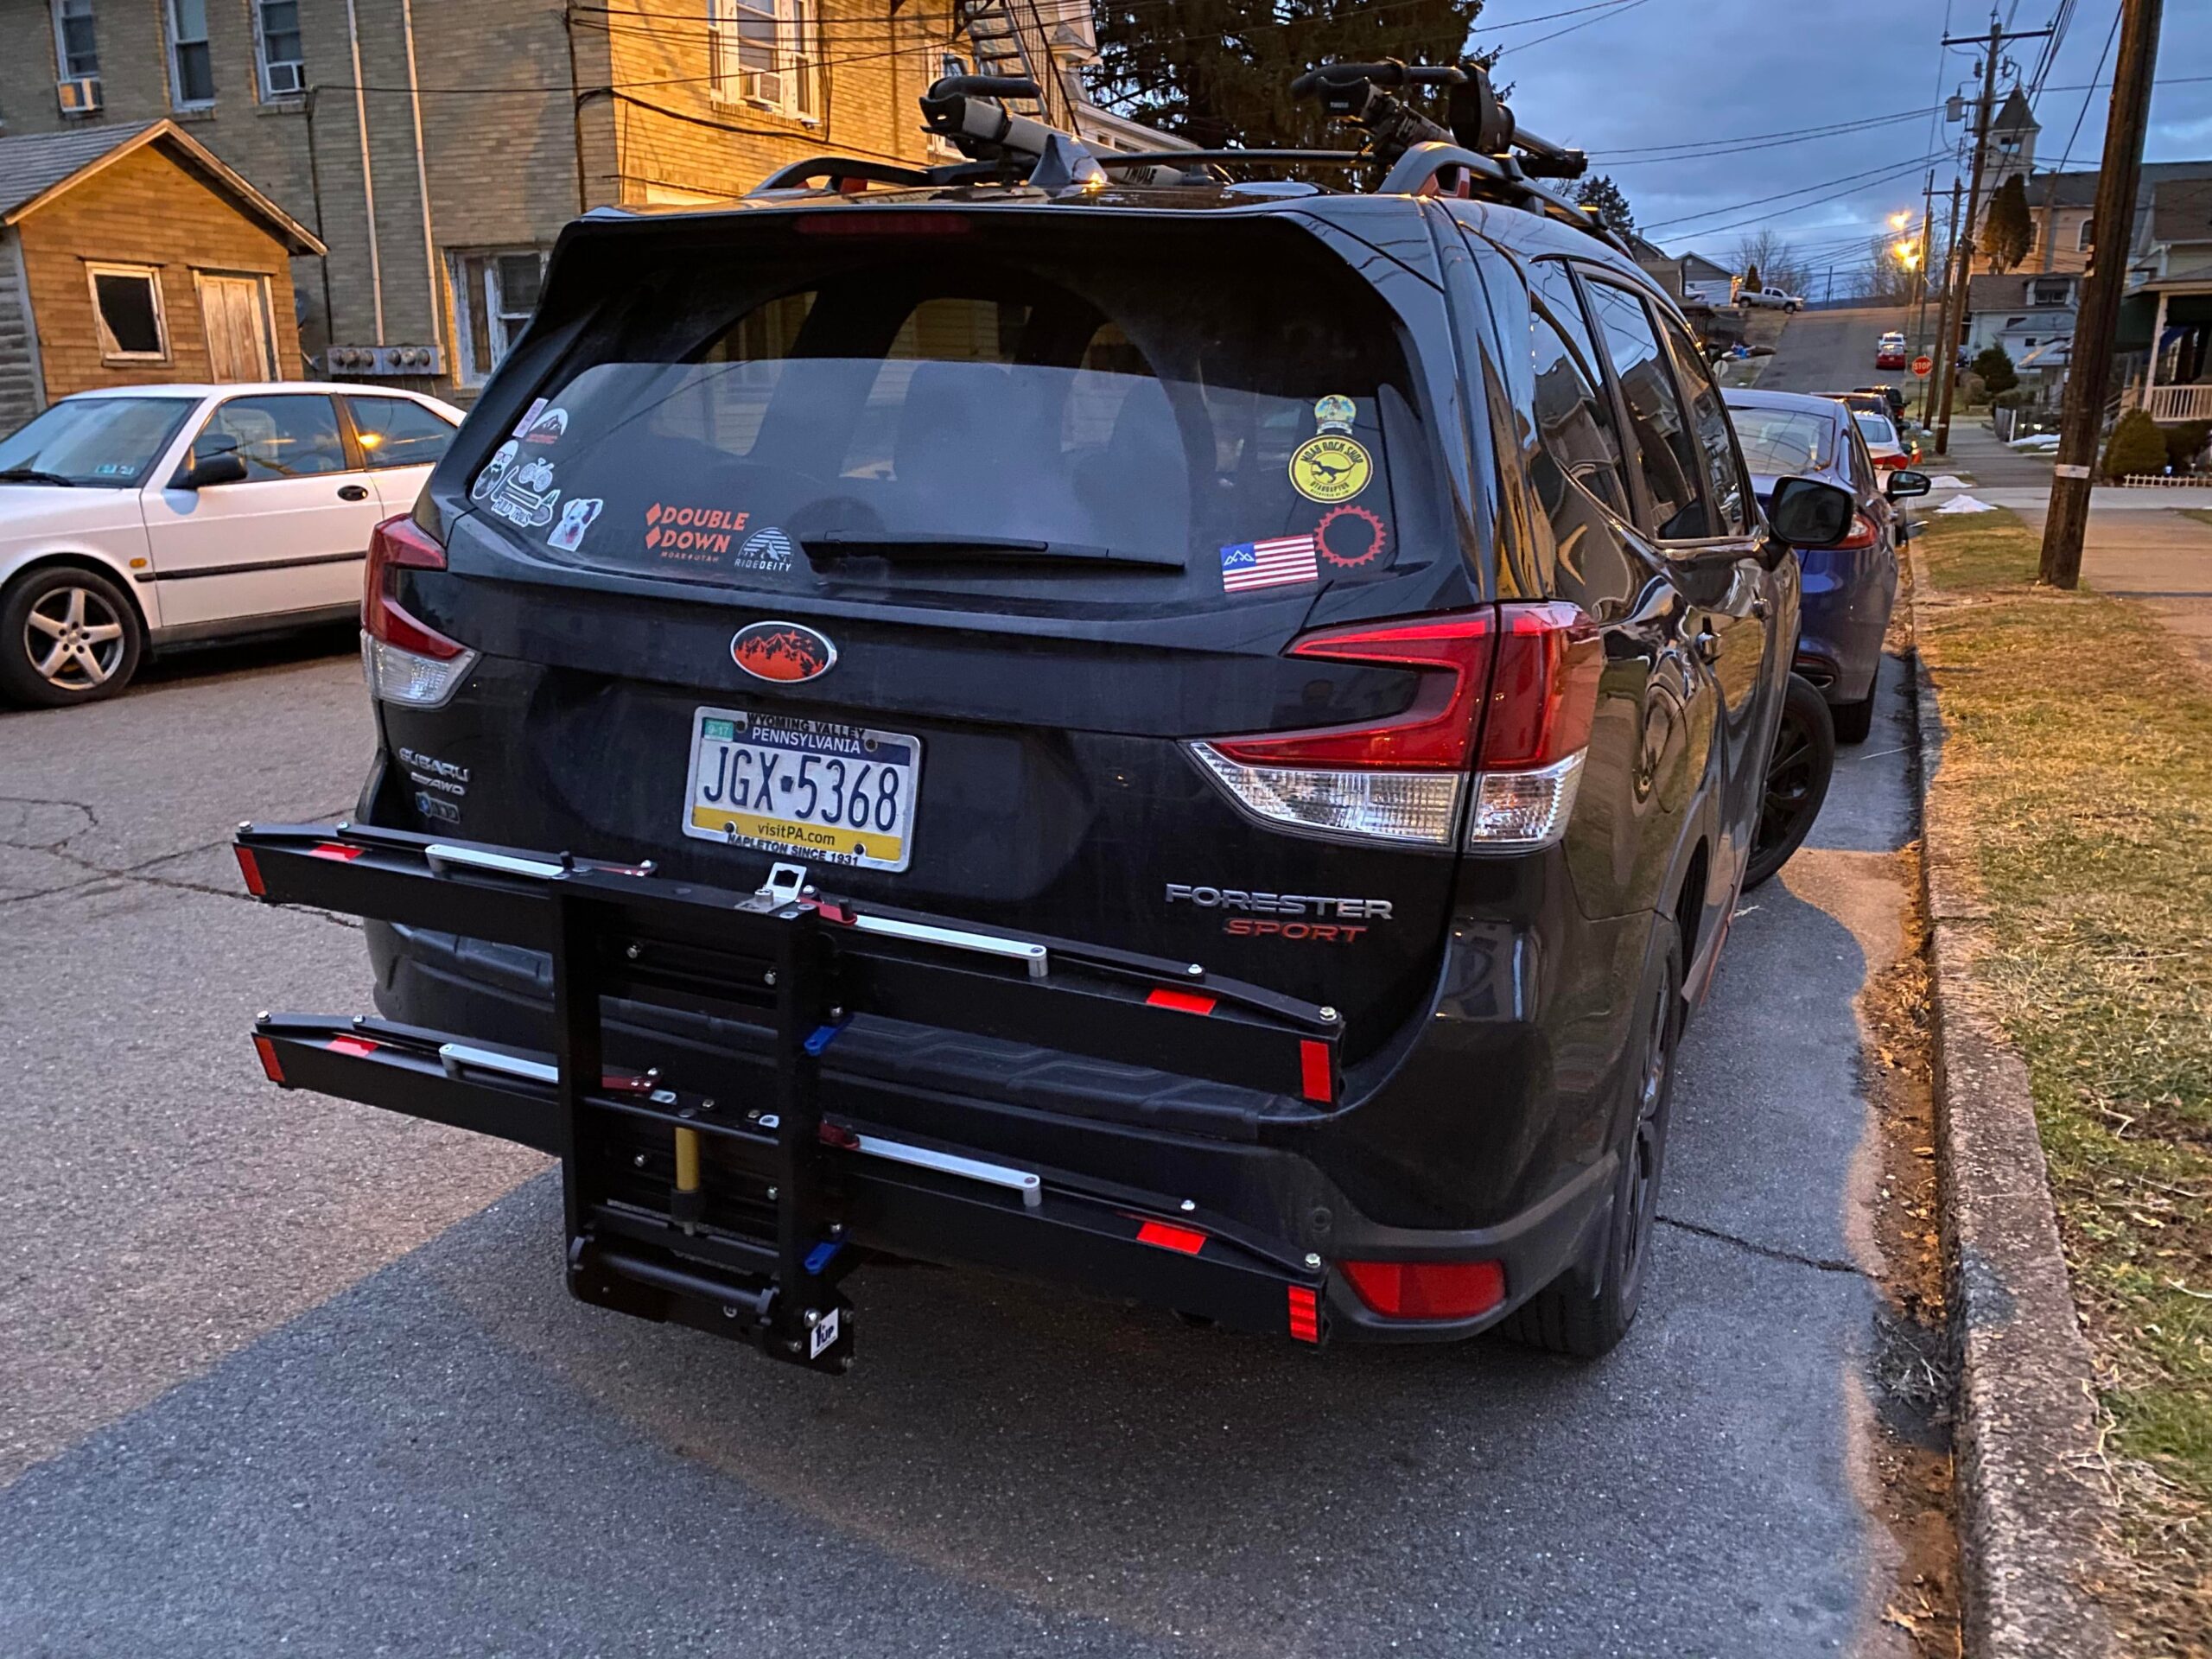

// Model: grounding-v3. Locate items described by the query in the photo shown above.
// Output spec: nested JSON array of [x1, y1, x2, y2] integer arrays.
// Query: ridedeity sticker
[[644, 501, 751, 566], [472, 440, 562, 530], [1288, 435, 1371, 503], [547, 496, 603, 552], [732, 525, 795, 574], [1219, 533, 1319, 594], [518, 406, 569, 444], [1314, 503, 1388, 569], [1313, 394, 1357, 434]]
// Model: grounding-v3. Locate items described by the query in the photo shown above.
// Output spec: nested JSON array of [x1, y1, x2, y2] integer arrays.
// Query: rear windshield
[[1728, 405, 1835, 474], [1853, 410, 1898, 448], [472, 219, 1446, 606]]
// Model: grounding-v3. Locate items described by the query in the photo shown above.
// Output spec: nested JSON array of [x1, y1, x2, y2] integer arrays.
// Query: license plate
[[683, 708, 920, 873]]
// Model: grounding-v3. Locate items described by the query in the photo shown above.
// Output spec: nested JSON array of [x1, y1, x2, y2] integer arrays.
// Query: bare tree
[[1861, 235, 1924, 304], [1733, 230, 1808, 296]]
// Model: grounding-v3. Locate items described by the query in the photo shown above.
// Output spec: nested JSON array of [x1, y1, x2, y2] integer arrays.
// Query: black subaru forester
[[238, 79, 1855, 1371]]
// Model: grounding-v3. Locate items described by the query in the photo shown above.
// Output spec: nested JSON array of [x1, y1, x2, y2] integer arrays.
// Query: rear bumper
[[370, 918, 1616, 1344]]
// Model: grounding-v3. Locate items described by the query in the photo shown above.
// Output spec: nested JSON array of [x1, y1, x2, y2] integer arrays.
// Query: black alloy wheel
[[1744, 672, 1835, 891]]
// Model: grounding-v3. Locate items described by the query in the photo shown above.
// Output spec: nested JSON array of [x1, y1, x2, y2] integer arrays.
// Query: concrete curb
[[1904, 545, 2120, 1659]]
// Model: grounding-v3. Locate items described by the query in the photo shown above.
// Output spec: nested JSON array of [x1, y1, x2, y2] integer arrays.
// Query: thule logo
[[1164, 884, 1393, 921]]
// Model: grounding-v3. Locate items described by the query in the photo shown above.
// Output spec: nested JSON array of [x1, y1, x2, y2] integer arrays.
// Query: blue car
[[1722, 388, 1928, 742]]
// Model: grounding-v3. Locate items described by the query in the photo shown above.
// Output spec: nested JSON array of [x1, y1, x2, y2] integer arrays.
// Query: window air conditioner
[[57, 77, 102, 115]]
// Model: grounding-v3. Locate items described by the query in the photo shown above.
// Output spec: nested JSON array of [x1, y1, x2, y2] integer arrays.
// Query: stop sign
[[1911, 354, 1934, 377]]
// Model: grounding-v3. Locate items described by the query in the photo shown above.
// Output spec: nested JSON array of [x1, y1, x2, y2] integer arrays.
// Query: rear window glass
[[1853, 410, 1898, 448], [1729, 406, 1835, 474], [470, 224, 1445, 606]]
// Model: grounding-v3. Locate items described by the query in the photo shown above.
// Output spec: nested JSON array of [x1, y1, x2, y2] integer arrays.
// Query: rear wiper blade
[[0, 468, 77, 486], [800, 532, 1184, 571]]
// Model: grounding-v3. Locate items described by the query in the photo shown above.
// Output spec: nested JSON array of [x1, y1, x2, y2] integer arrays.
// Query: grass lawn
[[1916, 510, 2212, 1647]]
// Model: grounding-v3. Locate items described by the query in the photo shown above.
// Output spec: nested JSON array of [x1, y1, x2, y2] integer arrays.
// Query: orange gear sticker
[[1315, 504, 1388, 569]]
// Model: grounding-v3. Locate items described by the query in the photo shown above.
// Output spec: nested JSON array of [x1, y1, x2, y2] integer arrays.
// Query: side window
[[1582, 280, 1713, 540], [193, 394, 346, 480], [1529, 308, 1631, 523], [1845, 420, 1877, 495], [1658, 315, 1749, 535], [346, 396, 454, 469]]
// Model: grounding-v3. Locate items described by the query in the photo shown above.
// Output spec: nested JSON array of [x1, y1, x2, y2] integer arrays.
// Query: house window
[[451, 250, 544, 385], [87, 264, 168, 361], [53, 0, 99, 80], [2077, 217, 2094, 252], [254, 0, 304, 99], [2031, 278, 2071, 307], [710, 0, 816, 119], [167, 0, 214, 105]]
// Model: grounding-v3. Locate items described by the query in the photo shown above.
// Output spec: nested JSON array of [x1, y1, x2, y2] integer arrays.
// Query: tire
[[1500, 929, 1681, 1360], [1744, 673, 1835, 891], [1830, 690, 1875, 745], [0, 564, 145, 707]]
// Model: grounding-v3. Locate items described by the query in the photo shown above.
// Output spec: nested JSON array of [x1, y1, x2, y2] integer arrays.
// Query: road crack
[[1656, 1213, 1867, 1278]]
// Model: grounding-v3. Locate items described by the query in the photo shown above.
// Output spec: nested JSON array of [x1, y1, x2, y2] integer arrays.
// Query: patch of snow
[[1935, 494, 1996, 514], [2011, 433, 2062, 449], [1926, 474, 1973, 489]]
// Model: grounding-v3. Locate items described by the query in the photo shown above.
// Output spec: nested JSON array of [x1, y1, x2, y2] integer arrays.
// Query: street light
[[1889, 209, 1913, 230]]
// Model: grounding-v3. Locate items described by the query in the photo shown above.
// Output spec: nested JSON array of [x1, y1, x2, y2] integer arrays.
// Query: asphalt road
[[0, 631, 1923, 1656], [1756, 304, 1916, 398]]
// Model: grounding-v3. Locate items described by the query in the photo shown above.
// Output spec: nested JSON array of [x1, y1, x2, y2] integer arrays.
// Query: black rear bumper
[[238, 823, 1612, 1367]]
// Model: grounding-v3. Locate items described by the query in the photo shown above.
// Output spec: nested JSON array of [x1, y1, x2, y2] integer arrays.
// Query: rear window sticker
[[519, 406, 569, 445], [1289, 435, 1371, 504], [1220, 533, 1319, 594], [511, 397, 548, 438], [1315, 504, 1388, 570], [644, 501, 751, 566], [547, 496, 603, 552], [473, 441, 562, 530], [1313, 394, 1356, 434], [733, 525, 795, 574]]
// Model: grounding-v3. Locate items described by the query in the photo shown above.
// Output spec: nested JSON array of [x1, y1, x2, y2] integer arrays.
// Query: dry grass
[[1916, 511, 2212, 1652]]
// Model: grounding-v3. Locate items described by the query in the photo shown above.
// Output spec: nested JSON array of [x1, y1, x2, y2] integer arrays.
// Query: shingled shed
[[0, 120, 325, 432]]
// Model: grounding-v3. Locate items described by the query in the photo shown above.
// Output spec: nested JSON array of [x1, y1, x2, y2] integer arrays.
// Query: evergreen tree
[[1090, 0, 1486, 149], [1982, 174, 2034, 274], [1573, 174, 1636, 233], [1742, 263, 1762, 293], [1971, 344, 2019, 397]]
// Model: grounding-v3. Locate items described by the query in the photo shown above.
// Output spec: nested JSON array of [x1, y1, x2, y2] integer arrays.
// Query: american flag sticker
[[1219, 534, 1319, 594]]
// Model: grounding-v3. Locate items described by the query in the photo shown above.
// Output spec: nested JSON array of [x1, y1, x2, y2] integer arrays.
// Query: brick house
[[0, 0, 1148, 404], [0, 118, 323, 429]]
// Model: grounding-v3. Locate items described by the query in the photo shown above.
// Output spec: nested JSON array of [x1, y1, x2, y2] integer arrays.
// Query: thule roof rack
[[743, 59, 1626, 256]]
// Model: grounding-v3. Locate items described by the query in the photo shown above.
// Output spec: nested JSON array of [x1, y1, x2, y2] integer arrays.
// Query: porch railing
[[2145, 384, 2212, 423]]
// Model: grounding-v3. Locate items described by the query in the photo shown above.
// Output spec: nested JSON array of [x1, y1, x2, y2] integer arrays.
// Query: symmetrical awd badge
[[732, 620, 836, 683]]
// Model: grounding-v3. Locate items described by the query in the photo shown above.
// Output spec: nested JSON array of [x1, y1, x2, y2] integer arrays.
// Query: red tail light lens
[[1340, 1258, 1506, 1320], [1872, 451, 1908, 470], [1478, 601, 1604, 769], [363, 514, 462, 660], [1835, 512, 1882, 550]]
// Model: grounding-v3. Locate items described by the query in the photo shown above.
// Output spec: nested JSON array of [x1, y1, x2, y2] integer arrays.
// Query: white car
[[1736, 285, 1804, 312], [0, 382, 461, 706]]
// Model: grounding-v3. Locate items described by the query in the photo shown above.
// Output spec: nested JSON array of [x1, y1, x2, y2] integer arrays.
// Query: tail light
[[1188, 603, 1600, 850], [1872, 451, 1909, 471], [361, 514, 476, 707], [1829, 512, 1882, 550], [1340, 1258, 1506, 1320]]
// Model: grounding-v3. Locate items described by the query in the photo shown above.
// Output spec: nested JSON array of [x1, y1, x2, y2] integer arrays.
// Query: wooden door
[[199, 275, 271, 382]]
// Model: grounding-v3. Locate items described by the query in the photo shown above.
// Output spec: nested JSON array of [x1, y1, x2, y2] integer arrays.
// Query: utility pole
[[2040, 0, 2166, 588], [1934, 16, 2053, 455], [1925, 179, 1964, 426], [1912, 168, 1936, 364]]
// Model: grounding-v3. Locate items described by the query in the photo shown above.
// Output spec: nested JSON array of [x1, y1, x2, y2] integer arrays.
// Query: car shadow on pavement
[[132, 622, 359, 693]]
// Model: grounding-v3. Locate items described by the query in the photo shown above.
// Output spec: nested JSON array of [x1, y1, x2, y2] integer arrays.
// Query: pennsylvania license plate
[[683, 708, 920, 872]]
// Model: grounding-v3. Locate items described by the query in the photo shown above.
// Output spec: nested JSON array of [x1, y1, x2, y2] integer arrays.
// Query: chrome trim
[[851, 1133, 1044, 1209], [849, 912, 1049, 978], [438, 1041, 558, 1085]]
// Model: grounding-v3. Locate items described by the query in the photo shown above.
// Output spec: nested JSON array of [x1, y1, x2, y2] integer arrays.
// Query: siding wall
[[0, 227, 44, 429], [0, 0, 969, 400], [13, 142, 303, 397]]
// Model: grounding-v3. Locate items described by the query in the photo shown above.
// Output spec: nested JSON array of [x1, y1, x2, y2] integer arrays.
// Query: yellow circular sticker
[[1288, 435, 1373, 504]]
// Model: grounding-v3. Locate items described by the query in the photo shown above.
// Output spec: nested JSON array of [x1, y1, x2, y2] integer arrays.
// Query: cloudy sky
[[1473, 0, 2212, 283]]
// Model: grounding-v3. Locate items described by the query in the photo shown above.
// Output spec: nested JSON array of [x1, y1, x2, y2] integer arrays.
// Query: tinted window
[[1660, 317, 1748, 534], [1583, 281, 1714, 540], [194, 394, 347, 480], [488, 230, 1446, 607], [1529, 309, 1630, 522], [347, 396, 454, 469]]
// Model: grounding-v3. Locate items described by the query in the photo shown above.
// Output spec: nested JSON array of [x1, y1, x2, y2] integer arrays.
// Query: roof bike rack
[[234, 822, 1339, 1372]]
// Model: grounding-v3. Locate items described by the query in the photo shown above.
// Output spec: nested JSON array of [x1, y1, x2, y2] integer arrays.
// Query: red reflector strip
[[1299, 1039, 1333, 1103], [1287, 1284, 1320, 1344], [311, 842, 365, 861], [252, 1034, 285, 1084], [234, 846, 266, 897], [1135, 1219, 1207, 1255], [1145, 988, 1217, 1015], [327, 1035, 380, 1058]]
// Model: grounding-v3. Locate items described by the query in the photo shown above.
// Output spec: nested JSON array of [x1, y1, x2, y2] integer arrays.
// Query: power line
[[1641, 149, 1950, 232], [1499, 0, 1656, 54], [2054, 1, 2124, 171]]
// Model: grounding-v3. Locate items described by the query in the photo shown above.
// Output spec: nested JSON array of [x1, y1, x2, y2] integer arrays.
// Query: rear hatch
[[389, 204, 1490, 1061]]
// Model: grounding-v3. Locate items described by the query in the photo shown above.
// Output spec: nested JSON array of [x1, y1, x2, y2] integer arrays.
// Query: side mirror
[[1885, 468, 1932, 500], [1764, 474, 1857, 550], [172, 434, 247, 490]]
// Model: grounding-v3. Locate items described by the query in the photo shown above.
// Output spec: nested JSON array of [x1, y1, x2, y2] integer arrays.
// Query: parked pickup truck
[[1736, 284, 1804, 312]]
